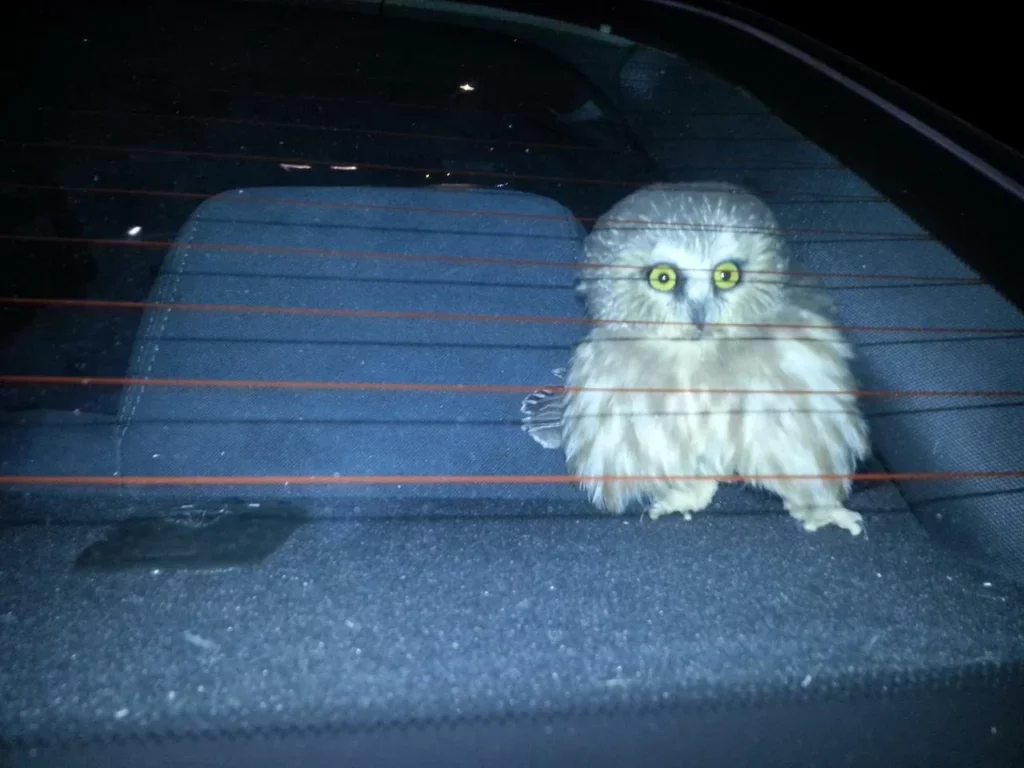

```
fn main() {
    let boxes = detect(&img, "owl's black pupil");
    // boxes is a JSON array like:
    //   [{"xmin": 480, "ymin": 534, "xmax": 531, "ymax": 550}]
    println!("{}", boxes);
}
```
[
  {"xmin": 658, "ymin": 273, "xmax": 669, "ymax": 283},
  {"xmin": 720, "ymin": 270, "xmax": 732, "ymax": 280}
]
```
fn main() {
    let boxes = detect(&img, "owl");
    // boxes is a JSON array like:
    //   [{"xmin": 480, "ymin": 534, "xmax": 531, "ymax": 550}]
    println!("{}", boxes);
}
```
[{"xmin": 521, "ymin": 182, "xmax": 870, "ymax": 535}]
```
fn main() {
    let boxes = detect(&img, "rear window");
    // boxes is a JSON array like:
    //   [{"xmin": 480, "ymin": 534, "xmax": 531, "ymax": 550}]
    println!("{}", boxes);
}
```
[{"xmin": 3, "ymin": 0, "xmax": 1023, "ymax": 753}]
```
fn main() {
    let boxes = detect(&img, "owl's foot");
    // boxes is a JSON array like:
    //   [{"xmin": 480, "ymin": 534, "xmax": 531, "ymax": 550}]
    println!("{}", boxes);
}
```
[
  {"xmin": 787, "ymin": 504, "xmax": 864, "ymax": 536},
  {"xmin": 646, "ymin": 483, "xmax": 718, "ymax": 521}
]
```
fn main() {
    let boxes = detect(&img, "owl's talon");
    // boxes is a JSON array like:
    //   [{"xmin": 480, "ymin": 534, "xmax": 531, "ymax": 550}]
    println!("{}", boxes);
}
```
[
  {"xmin": 792, "ymin": 506, "xmax": 863, "ymax": 536},
  {"xmin": 646, "ymin": 484, "xmax": 718, "ymax": 521},
  {"xmin": 647, "ymin": 505, "xmax": 693, "ymax": 521}
]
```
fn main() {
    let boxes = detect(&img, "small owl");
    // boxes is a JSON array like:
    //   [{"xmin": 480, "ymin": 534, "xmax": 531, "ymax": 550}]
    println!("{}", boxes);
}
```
[{"xmin": 522, "ymin": 182, "xmax": 870, "ymax": 535}]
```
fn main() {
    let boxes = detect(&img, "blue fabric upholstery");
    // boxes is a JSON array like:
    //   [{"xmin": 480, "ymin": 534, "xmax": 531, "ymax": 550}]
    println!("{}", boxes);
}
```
[
  {"xmin": 116, "ymin": 186, "xmax": 587, "ymax": 501},
  {"xmin": 6, "ymin": 184, "xmax": 1021, "ymax": 538}
]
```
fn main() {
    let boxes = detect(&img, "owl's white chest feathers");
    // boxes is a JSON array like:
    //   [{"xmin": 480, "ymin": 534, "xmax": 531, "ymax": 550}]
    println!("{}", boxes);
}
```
[
  {"xmin": 562, "ymin": 331, "xmax": 742, "ymax": 479},
  {"xmin": 560, "ymin": 318, "xmax": 867, "ymax": 513}
]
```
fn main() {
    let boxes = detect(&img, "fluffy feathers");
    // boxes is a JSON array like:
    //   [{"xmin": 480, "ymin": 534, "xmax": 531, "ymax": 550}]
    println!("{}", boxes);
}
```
[{"xmin": 521, "ymin": 182, "xmax": 870, "ymax": 535}]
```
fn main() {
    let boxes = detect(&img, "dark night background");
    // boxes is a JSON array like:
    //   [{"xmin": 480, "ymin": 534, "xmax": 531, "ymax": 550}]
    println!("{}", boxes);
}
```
[{"xmin": 732, "ymin": 0, "xmax": 1020, "ymax": 153}]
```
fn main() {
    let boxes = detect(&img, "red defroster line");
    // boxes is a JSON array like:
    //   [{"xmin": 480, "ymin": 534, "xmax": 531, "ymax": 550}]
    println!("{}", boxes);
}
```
[
  {"xmin": 1, "ymin": 296, "xmax": 1020, "ymax": 336},
  {"xmin": 0, "ymin": 138, "xmax": 653, "ymax": 188},
  {"xmin": 3, "ymin": 375, "xmax": 1023, "ymax": 399},
  {"xmin": 0, "ymin": 471, "xmax": 1021, "ymax": 487},
  {"xmin": 0, "ymin": 182, "xmax": 945, "ymax": 250},
  {"xmin": 0, "ymin": 231, "xmax": 981, "ymax": 284},
  {"xmin": 2, "ymin": 138, "xmax": 870, "ymax": 194}
]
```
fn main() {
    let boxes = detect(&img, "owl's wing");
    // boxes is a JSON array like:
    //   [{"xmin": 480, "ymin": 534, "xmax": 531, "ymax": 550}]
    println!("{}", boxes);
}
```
[
  {"xmin": 520, "ymin": 367, "xmax": 566, "ymax": 450},
  {"xmin": 520, "ymin": 390, "xmax": 565, "ymax": 449}
]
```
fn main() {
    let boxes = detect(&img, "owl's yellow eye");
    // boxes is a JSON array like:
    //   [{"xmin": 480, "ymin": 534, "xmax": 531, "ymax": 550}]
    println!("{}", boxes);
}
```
[
  {"xmin": 712, "ymin": 261, "xmax": 741, "ymax": 290},
  {"xmin": 647, "ymin": 265, "xmax": 677, "ymax": 292}
]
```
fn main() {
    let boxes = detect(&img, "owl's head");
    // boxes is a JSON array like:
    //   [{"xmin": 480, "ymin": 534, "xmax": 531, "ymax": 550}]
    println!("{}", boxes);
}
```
[{"xmin": 579, "ymin": 183, "xmax": 791, "ymax": 340}]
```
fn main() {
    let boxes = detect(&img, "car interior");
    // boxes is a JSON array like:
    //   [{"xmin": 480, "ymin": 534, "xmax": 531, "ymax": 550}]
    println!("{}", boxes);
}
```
[{"xmin": 2, "ymin": 1, "xmax": 1023, "ymax": 765}]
